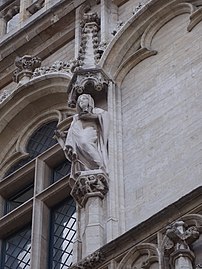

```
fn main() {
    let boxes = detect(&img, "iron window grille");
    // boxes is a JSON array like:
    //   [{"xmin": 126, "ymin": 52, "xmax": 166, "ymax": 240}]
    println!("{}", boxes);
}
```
[
  {"xmin": 5, "ymin": 121, "xmax": 57, "ymax": 176},
  {"xmin": 49, "ymin": 197, "xmax": 76, "ymax": 269},
  {"xmin": 51, "ymin": 160, "xmax": 71, "ymax": 183},
  {"xmin": 1, "ymin": 225, "xmax": 31, "ymax": 269},
  {"xmin": 5, "ymin": 184, "xmax": 34, "ymax": 214}
]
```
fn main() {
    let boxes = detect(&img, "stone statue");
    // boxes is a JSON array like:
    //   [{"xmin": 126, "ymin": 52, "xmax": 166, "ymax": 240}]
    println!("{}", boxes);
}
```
[
  {"xmin": 64, "ymin": 94, "xmax": 109, "ymax": 180},
  {"xmin": 55, "ymin": 94, "xmax": 109, "ymax": 206}
]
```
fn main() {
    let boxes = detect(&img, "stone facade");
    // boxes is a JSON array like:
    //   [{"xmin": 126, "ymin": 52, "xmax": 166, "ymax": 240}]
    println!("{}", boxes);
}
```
[{"xmin": 0, "ymin": 0, "xmax": 202, "ymax": 268}]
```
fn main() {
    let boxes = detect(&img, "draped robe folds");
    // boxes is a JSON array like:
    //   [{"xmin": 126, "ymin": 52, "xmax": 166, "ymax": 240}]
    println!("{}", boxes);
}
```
[{"xmin": 64, "ymin": 104, "xmax": 109, "ymax": 179}]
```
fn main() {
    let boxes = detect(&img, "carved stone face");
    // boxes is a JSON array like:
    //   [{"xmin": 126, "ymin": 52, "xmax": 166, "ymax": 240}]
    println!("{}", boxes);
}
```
[{"xmin": 78, "ymin": 95, "xmax": 89, "ymax": 110}]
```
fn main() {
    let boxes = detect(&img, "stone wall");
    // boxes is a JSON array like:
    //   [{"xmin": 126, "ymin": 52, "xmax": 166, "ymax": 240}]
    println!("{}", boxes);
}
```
[{"xmin": 121, "ymin": 13, "xmax": 202, "ymax": 230}]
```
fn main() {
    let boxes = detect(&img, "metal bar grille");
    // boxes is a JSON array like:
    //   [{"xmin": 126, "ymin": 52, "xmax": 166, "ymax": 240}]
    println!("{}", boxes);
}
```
[
  {"xmin": 51, "ymin": 160, "xmax": 71, "ymax": 183},
  {"xmin": 5, "ymin": 121, "xmax": 57, "ymax": 176},
  {"xmin": 2, "ymin": 226, "xmax": 31, "ymax": 269},
  {"xmin": 49, "ymin": 197, "xmax": 76, "ymax": 269}
]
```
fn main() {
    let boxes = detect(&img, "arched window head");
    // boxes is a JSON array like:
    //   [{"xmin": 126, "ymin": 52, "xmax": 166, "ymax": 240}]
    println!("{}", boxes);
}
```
[{"xmin": 5, "ymin": 121, "xmax": 58, "ymax": 176}]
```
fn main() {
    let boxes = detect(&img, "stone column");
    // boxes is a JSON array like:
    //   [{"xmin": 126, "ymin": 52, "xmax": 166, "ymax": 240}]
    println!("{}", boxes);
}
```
[
  {"xmin": 106, "ymin": 81, "xmax": 126, "ymax": 242},
  {"xmin": 164, "ymin": 221, "xmax": 200, "ymax": 269},
  {"xmin": 70, "ymin": 170, "xmax": 109, "ymax": 257},
  {"xmin": 30, "ymin": 158, "xmax": 50, "ymax": 269},
  {"xmin": 81, "ymin": 196, "xmax": 104, "ymax": 257},
  {"xmin": 30, "ymin": 199, "xmax": 50, "ymax": 269}
]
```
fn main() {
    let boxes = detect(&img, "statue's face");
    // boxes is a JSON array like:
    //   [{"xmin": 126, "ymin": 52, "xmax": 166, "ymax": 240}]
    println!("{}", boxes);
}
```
[{"xmin": 78, "ymin": 95, "xmax": 89, "ymax": 109}]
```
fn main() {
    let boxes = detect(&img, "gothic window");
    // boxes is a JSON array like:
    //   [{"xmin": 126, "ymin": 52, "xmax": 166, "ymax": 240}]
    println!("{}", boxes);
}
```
[
  {"xmin": 51, "ymin": 160, "xmax": 71, "ymax": 183},
  {"xmin": 0, "ymin": 118, "xmax": 75, "ymax": 267},
  {"xmin": 5, "ymin": 121, "xmax": 57, "ymax": 176},
  {"xmin": 26, "ymin": 121, "xmax": 57, "ymax": 159},
  {"xmin": 5, "ymin": 184, "xmax": 34, "ymax": 214},
  {"xmin": 49, "ymin": 197, "xmax": 76, "ymax": 269},
  {"xmin": 1, "ymin": 226, "xmax": 31, "ymax": 269}
]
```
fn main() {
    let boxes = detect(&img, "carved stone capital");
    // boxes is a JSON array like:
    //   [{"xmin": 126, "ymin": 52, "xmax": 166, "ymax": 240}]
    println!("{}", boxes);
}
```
[
  {"xmin": 13, "ymin": 55, "xmax": 41, "ymax": 84},
  {"xmin": 67, "ymin": 69, "xmax": 109, "ymax": 108},
  {"xmin": 71, "ymin": 170, "xmax": 109, "ymax": 207}
]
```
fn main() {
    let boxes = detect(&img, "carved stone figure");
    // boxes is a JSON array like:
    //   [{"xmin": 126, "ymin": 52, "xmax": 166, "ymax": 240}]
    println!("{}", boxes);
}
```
[
  {"xmin": 64, "ymin": 94, "xmax": 109, "ymax": 179},
  {"xmin": 55, "ymin": 93, "xmax": 109, "ymax": 206},
  {"xmin": 163, "ymin": 221, "xmax": 200, "ymax": 269}
]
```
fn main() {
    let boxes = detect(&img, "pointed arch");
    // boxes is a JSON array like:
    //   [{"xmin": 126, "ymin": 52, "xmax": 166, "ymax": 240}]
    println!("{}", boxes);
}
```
[
  {"xmin": 117, "ymin": 243, "xmax": 161, "ymax": 269},
  {"xmin": 0, "ymin": 73, "xmax": 74, "ymax": 178},
  {"xmin": 99, "ymin": 0, "xmax": 197, "ymax": 86}
]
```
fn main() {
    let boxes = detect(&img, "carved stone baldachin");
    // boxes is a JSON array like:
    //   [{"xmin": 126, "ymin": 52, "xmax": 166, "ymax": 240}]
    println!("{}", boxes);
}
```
[
  {"xmin": 67, "ymin": 69, "xmax": 109, "ymax": 108},
  {"xmin": 71, "ymin": 170, "xmax": 109, "ymax": 207},
  {"xmin": 13, "ymin": 55, "xmax": 41, "ymax": 84}
]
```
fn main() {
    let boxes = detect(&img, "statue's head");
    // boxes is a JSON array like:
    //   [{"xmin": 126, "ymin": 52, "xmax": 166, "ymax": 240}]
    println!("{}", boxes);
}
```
[{"xmin": 77, "ymin": 94, "xmax": 94, "ymax": 113}]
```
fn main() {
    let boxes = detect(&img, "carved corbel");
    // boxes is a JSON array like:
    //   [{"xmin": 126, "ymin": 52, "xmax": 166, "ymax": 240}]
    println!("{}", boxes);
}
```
[
  {"xmin": 71, "ymin": 170, "xmax": 109, "ymax": 207},
  {"xmin": 163, "ymin": 221, "xmax": 200, "ymax": 269},
  {"xmin": 13, "ymin": 55, "xmax": 41, "ymax": 84}
]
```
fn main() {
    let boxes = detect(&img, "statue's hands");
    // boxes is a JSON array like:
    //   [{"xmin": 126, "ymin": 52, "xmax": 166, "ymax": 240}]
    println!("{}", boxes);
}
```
[{"xmin": 79, "ymin": 112, "xmax": 98, "ymax": 121}]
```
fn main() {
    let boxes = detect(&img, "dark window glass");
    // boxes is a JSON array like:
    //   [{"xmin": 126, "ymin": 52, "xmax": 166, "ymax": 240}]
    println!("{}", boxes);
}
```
[
  {"xmin": 49, "ymin": 197, "xmax": 76, "ymax": 269},
  {"xmin": 5, "ymin": 121, "xmax": 57, "ymax": 176},
  {"xmin": 1, "ymin": 226, "xmax": 31, "ymax": 269},
  {"xmin": 6, "ymin": 185, "xmax": 34, "ymax": 213},
  {"xmin": 27, "ymin": 121, "xmax": 57, "ymax": 159},
  {"xmin": 51, "ymin": 160, "xmax": 71, "ymax": 183}
]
